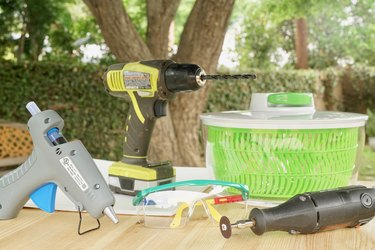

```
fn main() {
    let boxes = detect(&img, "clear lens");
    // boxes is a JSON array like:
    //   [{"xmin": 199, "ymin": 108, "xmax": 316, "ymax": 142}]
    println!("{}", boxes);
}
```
[
  {"xmin": 141, "ymin": 202, "xmax": 192, "ymax": 229},
  {"xmin": 208, "ymin": 200, "xmax": 248, "ymax": 224},
  {"xmin": 137, "ymin": 186, "xmax": 248, "ymax": 229},
  {"xmin": 138, "ymin": 190, "xmax": 203, "ymax": 229}
]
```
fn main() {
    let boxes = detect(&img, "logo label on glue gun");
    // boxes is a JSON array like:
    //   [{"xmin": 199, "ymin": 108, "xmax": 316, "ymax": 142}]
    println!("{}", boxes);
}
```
[{"xmin": 59, "ymin": 156, "xmax": 88, "ymax": 192}]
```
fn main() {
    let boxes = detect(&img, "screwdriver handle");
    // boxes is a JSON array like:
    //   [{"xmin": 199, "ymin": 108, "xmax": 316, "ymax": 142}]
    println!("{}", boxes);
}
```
[{"xmin": 250, "ymin": 185, "xmax": 375, "ymax": 235}]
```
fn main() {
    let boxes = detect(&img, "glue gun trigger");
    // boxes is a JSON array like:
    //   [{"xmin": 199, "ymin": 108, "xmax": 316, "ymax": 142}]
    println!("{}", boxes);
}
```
[{"xmin": 30, "ymin": 182, "xmax": 57, "ymax": 213}]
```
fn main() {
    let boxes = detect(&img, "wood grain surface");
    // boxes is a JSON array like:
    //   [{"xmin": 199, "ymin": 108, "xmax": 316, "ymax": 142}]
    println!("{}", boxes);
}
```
[{"xmin": 1, "ymin": 204, "xmax": 375, "ymax": 250}]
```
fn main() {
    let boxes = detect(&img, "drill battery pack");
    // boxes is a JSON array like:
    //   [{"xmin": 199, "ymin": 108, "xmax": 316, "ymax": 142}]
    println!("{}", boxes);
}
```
[{"xmin": 108, "ymin": 161, "xmax": 176, "ymax": 196}]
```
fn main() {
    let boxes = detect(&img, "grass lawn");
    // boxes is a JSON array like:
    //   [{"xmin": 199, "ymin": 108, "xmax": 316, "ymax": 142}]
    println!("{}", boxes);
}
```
[{"xmin": 358, "ymin": 146, "xmax": 375, "ymax": 180}]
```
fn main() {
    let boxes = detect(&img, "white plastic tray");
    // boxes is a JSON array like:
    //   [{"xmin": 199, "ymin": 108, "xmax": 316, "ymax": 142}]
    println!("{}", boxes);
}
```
[{"xmin": 24, "ymin": 159, "xmax": 214, "ymax": 215}]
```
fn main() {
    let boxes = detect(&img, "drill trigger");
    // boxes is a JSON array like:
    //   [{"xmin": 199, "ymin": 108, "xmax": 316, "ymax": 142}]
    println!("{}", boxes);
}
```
[
  {"xmin": 128, "ymin": 91, "xmax": 145, "ymax": 123},
  {"xmin": 30, "ymin": 182, "xmax": 57, "ymax": 213},
  {"xmin": 154, "ymin": 100, "xmax": 167, "ymax": 117}
]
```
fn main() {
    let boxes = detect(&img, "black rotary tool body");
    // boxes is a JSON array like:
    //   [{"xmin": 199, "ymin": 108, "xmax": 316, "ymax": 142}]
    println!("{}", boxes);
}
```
[{"xmin": 220, "ymin": 185, "xmax": 375, "ymax": 238}]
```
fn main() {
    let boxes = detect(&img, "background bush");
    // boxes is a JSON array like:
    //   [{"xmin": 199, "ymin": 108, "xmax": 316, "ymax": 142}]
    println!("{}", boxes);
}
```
[
  {"xmin": 1, "ymin": 61, "xmax": 375, "ymax": 160},
  {"xmin": 0, "ymin": 61, "xmax": 127, "ymax": 160},
  {"xmin": 207, "ymin": 69, "xmax": 319, "ymax": 112}
]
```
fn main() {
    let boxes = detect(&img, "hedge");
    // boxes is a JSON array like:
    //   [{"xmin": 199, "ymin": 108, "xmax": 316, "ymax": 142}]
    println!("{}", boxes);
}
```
[
  {"xmin": 0, "ymin": 61, "xmax": 127, "ymax": 160},
  {"xmin": 1, "ymin": 61, "xmax": 374, "ymax": 160},
  {"xmin": 207, "ymin": 68, "xmax": 320, "ymax": 112}
]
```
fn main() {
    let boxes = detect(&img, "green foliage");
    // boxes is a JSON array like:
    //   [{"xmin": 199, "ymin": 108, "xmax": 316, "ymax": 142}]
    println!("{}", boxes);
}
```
[
  {"xmin": 320, "ymin": 67, "xmax": 344, "ymax": 110},
  {"xmin": 260, "ymin": 0, "xmax": 339, "ymax": 21},
  {"xmin": 47, "ymin": 1, "xmax": 100, "ymax": 60},
  {"xmin": 234, "ymin": 1, "xmax": 297, "ymax": 70},
  {"xmin": 123, "ymin": 0, "xmax": 147, "ymax": 41},
  {"xmin": 236, "ymin": 7, "xmax": 293, "ymax": 70},
  {"xmin": 206, "ymin": 78, "xmax": 252, "ymax": 112},
  {"xmin": 174, "ymin": 0, "xmax": 195, "ymax": 45},
  {"xmin": 308, "ymin": 0, "xmax": 375, "ymax": 68},
  {"xmin": 0, "ymin": 0, "xmax": 24, "ymax": 57},
  {"xmin": 367, "ymin": 109, "xmax": 375, "ymax": 137},
  {"xmin": 236, "ymin": 0, "xmax": 375, "ymax": 70},
  {"xmin": 347, "ymin": 65, "xmax": 375, "ymax": 112},
  {"xmin": 358, "ymin": 147, "xmax": 375, "ymax": 180},
  {"xmin": 250, "ymin": 69, "xmax": 319, "ymax": 93},
  {"xmin": 0, "ymin": 60, "xmax": 127, "ymax": 160},
  {"xmin": 0, "ymin": 0, "xmax": 73, "ymax": 61},
  {"xmin": 26, "ymin": 0, "xmax": 66, "ymax": 59},
  {"xmin": 0, "ymin": 0, "xmax": 106, "ymax": 62}
]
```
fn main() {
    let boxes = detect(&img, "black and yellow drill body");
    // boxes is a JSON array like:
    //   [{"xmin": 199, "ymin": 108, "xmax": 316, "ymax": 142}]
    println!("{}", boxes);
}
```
[
  {"xmin": 103, "ymin": 60, "xmax": 206, "ymax": 195},
  {"xmin": 103, "ymin": 59, "xmax": 255, "ymax": 195}
]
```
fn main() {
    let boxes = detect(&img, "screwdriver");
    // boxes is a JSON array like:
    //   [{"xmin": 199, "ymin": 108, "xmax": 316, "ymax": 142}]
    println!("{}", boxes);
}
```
[{"xmin": 220, "ymin": 185, "xmax": 375, "ymax": 238}]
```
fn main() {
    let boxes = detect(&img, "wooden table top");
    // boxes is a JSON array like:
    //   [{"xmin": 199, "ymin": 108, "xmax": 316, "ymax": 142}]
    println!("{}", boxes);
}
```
[{"xmin": 1, "ymin": 202, "xmax": 375, "ymax": 250}]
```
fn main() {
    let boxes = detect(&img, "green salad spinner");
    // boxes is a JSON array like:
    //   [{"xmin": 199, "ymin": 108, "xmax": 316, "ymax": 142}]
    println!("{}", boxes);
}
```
[{"xmin": 200, "ymin": 93, "xmax": 368, "ymax": 199}]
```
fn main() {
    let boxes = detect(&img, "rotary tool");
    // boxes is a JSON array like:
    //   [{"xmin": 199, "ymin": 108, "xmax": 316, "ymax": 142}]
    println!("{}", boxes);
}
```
[
  {"xmin": 0, "ymin": 102, "xmax": 118, "ymax": 234},
  {"xmin": 220, "ymin": 185, "xmax": 375, "ymax": 238},
  {"xmin": 103, "ymin": 60, "xmax": 256, "ymax": 195}
]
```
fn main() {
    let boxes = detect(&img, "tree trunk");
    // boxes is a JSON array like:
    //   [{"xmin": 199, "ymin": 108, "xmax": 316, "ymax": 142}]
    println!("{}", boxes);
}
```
[
  {"xmin": 17, "ymin": 30, "xmax": 26, "ymax": 63},
  {"xmin": 295, "ymin": 18, "xmax": 308, "ymax": 69},
  {"xmin": 144, "ymin": 1, "xmax": 182, "ymax": 165},
  {"xmin": 146, "ymin": 0, "xmax": 180, "ymax": 58},
  {"xmin": 16, "ymin": 7, "xmax": 27, "ymax": 63},
  {"xmin": 170, "ymin": 0, "xmax": 235, "ymax": 166},
  {"xmin": 83, "ymin": 0, "xmax": 152, "ymax": 61}
]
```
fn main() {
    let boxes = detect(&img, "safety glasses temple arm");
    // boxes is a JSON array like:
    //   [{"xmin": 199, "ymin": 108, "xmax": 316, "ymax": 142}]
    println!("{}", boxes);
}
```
[{"xmin": 132, "ymin": 179, "xmax": 249, "ymax": 206}]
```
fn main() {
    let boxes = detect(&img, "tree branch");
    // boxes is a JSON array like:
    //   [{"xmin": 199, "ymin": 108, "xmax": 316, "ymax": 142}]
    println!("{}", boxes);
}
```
[
  {"xmin": 175, "ymin": 0, "xmax": 235, "ymax": 72},
  {"xmin": 146, "ymin": 0, "xmax": 181, "ymax": 58},
  {"xmin": 170, "ymin": 0, "xmax": 236, "ymax": 166},
  {"xmin": 83, "ymin": 0, "xmax": 152, "ymax": 61}
]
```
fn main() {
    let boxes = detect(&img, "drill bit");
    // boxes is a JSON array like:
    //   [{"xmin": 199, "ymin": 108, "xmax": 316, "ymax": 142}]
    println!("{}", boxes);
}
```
[{"xmin": 201, "ymin": 73, "xmax": 256, "ymax": 81}]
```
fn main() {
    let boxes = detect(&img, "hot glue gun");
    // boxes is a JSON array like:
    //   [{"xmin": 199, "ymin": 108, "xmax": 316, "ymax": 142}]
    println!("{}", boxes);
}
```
[{"xmin": 0, "ymin": 102, "xmax": 118, "ymax": 233}]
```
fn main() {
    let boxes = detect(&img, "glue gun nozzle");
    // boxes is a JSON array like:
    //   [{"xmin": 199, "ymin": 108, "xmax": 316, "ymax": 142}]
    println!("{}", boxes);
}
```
[
  {"xmin": 26, "ymin": 101, "xmax": 42, "ymax": 116},
  {"xmin": 104, "ymin": 206, "xmax": 119, "ymax": 224}
]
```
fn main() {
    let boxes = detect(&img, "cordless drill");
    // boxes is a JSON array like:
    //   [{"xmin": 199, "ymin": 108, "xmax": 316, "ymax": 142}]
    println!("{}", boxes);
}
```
[{"xmin": 103, "ymin": 60, "xmax": 256, "ymax": 195}]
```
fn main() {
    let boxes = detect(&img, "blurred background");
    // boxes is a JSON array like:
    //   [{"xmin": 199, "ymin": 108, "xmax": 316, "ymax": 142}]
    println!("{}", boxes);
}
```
[{"xmin": 0, "ymin": 0, "xmax": 374, "ymax": 178}]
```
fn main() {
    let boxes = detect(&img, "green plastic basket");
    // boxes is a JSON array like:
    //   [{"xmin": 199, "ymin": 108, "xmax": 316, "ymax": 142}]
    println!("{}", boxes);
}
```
[{"xmin": 206, "ymin": 126, "xmax": 359, "ymax": 199}]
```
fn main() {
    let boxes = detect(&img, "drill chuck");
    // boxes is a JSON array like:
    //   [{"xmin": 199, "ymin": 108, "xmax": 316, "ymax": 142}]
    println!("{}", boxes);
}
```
[
  {"xmin": 165, "ymin": 63, "xmax": 206, "ymax": 93},
  {"xmin": 164, "ymin": 63, "xmax": 257, "ymax": 93}
]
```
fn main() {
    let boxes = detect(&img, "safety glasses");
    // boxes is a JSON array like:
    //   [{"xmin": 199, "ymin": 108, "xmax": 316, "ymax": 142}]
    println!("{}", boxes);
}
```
[{"xmin": 132, "ymin": 180, "xmax": 249, "ymax": 229}]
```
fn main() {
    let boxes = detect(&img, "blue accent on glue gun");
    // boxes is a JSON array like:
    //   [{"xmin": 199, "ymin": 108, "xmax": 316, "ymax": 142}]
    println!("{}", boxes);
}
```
[
  {"xmin": 30, "ymin": 183, "xmax": 57, "ymax": 213},
  {"xmin": 47, "ymin": 128, "xmax": 67, "ymax": 145},
  {"xmin": 47, "ymin": 128, "xmax": 59, "ymax": 137}
]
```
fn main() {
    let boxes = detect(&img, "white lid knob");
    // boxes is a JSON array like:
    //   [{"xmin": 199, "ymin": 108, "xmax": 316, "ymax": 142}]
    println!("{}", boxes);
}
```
[{"xmin": 250, "ymin": 93, "xmax": 315, "ymax": 116}]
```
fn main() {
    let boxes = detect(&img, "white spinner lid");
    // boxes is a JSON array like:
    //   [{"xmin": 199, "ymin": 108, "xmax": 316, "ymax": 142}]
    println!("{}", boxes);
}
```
[{"xmin": 200, "ymin": 93, "xmax": 368, "ymax": 129}]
